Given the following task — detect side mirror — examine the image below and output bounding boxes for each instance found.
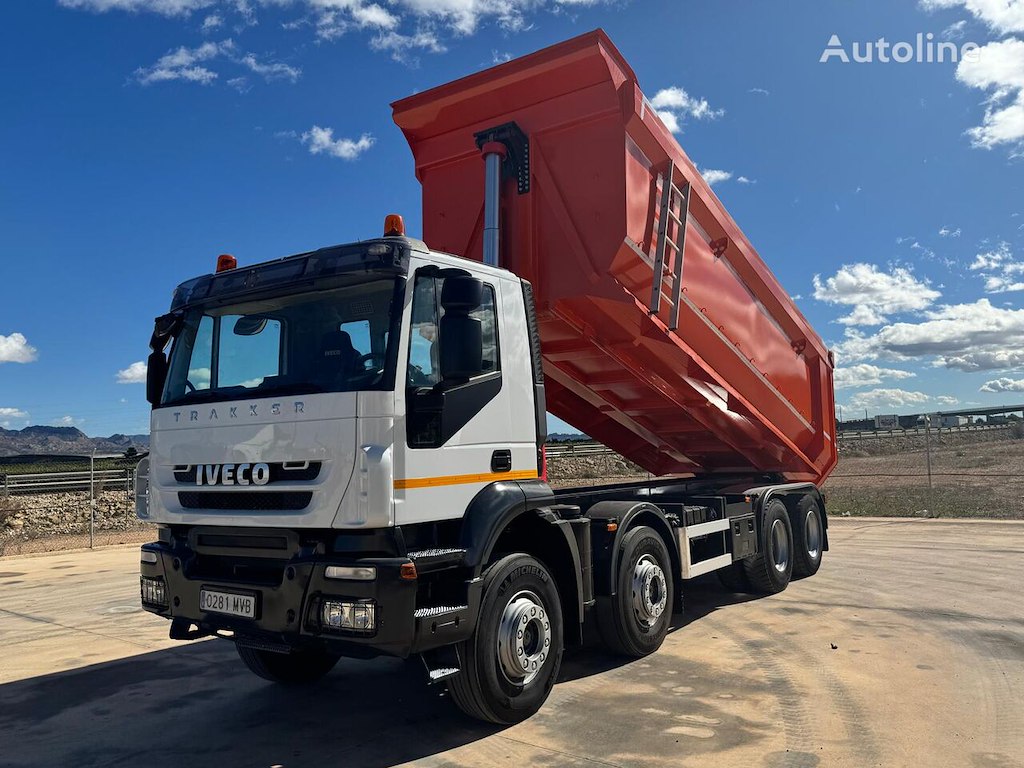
[146,350,169,406]
[440,275,483,313]
[233,316,268,336]
[439,276,484,381]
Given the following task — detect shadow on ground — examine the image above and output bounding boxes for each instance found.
[0,579,758,768]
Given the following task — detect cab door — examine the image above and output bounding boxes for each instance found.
[393,265,530,526]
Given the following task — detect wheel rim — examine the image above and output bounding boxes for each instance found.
[804,508,822,560]
[771,518,790,573]
[496,590,550,686]
[631,554,668,629]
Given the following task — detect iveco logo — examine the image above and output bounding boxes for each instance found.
[196,463,270,486]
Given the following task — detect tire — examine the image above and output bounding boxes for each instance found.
[742,499,794,594]
[447,554,564,724]
[236,644,340,684]
[792,495,824,578]
[716,561,751,593]
[598,525,674,657]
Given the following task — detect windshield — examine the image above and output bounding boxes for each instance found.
[161,278,401,406]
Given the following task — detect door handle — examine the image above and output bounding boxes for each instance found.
[491,450,512,473]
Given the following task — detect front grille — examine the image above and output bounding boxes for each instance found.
[174,462,322,484]
[197,532,290,550]
[178,491,312,511]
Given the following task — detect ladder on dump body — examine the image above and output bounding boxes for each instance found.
[649,160,691,331]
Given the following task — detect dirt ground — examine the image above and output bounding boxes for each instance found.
[1,518,1021,768]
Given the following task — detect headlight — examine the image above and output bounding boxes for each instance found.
[320,599,376,632]
[140,576,167,607]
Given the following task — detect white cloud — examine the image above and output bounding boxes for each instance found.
[942,19,968,39]
[969,242,1024,292]
[736,175,756,184]
[835,299,1024,372]
[0,332,38,364]
[700,168,733,186]
[834,363,916,389]
[953,37,1024,153]
[847,388,932,410]
[313,1,401,40]
[0,407,30,429]
[748,87,770,96]
[239,52,301,82]
[134,39,231,85]
[650,86,724,134]
[920,0,1024,34]
[301,126,375,160]
[836,305,889,326]
[936,395,960,405]
[813,263,941,325]
[117,361,148,383]
[58,0,212,15]
[63,0,617,68]
[938,226,962,237]
[369,28,447,63]
[52,415,84,427]
[188,367,211,387]
[980,376,1024,392]
[492,49,512,64]
[135,39,301,86]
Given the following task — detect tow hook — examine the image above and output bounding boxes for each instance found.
[169,617,210,641]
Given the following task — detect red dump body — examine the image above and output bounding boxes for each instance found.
[392,30,837,485]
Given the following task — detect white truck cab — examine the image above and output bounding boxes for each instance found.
[143,233,542,534]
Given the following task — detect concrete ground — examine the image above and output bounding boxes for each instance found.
[1,518,1022,768]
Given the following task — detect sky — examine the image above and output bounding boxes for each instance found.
[1,0,1023,437]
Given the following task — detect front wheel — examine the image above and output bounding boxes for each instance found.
[236,644,340,684]
[598,525,674,657]
[447,554,564,724]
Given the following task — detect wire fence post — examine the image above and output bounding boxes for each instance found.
[89,449,96,549]
[924,414,934,514]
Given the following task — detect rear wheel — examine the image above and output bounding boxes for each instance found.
[598,525,674,657]
[447,554,563,724]
[742,499,793,594]
[792,495,824,578]
[236,644,340,684]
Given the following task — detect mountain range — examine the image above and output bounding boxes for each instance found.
[0,425,149,458]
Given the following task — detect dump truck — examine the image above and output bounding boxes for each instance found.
[137,30,836,724]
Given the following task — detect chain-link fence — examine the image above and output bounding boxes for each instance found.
[824,424,1024,519]
[0,454,155,557]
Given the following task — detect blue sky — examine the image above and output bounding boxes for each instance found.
[1,0,1023,437]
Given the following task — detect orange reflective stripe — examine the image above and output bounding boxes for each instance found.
[394,469,538,490]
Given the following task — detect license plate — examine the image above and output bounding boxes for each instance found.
[199,588,256,618]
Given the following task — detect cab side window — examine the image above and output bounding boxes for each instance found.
[405,271,502,448]
[407,275,442,387]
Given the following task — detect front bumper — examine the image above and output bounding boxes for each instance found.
[140,526,470,659]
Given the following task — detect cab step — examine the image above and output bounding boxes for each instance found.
[414,604,468,620]
[421,644,461,684]
[407,548,467,574]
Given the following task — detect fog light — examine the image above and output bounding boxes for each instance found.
[141,550,158,565]
[325,565,376,581]
[140,577,168,607]
[320,599,376,632]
